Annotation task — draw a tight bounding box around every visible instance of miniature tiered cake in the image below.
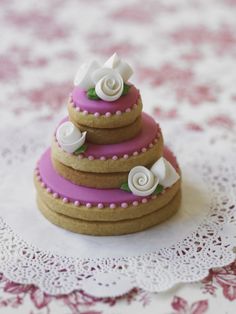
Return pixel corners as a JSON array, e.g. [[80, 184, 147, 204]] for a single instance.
[[34, 53, 181, 236]]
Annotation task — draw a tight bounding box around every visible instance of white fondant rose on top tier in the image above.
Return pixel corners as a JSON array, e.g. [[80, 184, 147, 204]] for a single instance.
[[128, 166, 159, 197], [92, 68, 124, 102], [56, 121, 86, 154], [73, 53, 134, 102], [127, 157, 180, 196]]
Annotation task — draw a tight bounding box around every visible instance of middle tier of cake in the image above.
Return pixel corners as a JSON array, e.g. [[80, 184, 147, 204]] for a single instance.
[[52, 113, 163, 188]]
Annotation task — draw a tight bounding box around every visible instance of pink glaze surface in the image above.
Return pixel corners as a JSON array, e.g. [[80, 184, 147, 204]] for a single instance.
[[59, 113, 160, 158], [71, 85, 140, 114], [37, 147, 179, 206]]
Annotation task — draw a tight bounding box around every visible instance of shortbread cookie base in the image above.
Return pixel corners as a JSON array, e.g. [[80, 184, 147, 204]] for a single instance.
[[37, 191, 181, 236], [68, 98, 143, 129], [72, 115, 142, 144], [52, 158, 129, 188], [34, 173, 180, 221]]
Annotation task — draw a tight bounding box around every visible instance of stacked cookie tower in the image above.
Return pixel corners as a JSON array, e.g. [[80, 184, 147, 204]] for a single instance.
[[34, 53, 181, 236]]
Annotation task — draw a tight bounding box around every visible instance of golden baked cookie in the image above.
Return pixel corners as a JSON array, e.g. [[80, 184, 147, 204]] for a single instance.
[[37, 191, 181, 236], [67, 97, 143, 129], [52, 158, 129, 188], [72, 115, 142, 144]]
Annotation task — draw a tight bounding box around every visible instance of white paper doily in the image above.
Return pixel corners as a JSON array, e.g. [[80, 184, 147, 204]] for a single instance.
[[0, 116, 236, 298]]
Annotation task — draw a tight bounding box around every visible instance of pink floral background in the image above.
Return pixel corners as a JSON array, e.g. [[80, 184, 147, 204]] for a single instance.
[[1, 0, 236, 312]]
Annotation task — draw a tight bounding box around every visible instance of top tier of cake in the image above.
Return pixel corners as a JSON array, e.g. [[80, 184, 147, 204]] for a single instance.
[[67, 53, 143, 144]]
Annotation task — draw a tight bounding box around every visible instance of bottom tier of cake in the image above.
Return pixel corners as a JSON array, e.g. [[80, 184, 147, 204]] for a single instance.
[[34, 148, 181, 236], [37, 191, 181, 236]]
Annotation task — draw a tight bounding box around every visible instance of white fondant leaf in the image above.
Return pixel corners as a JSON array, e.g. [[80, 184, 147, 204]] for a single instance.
[[104, 52, 120, 68], [116, 60, 133, 82], [74, 60, 100, 90], [151, 157, 180, 188], [150, 157, 166, 181]]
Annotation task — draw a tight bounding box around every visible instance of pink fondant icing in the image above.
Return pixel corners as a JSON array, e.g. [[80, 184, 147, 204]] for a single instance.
[[58, 113, 160, 158], [37, 147, 179, 206], [71, 85, 140, 114]]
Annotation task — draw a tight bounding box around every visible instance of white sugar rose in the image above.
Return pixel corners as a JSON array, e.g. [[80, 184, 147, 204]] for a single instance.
[[128, 166, 159, 197], [56, 121, 86, 154], [93, 68, 124, 102]]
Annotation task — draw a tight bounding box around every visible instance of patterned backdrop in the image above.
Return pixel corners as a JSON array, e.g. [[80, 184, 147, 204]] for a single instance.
[[1, 0, 236, 313]]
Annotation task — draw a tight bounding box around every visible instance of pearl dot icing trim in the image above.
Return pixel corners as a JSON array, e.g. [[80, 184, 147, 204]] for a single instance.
[[35, 169, 165, 210], [71, 134, 159, 161], [71, 99, 140, 116]]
